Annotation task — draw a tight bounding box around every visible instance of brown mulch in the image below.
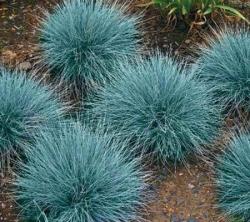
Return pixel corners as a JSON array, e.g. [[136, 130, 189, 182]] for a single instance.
[[0, 170, 17, 222], [147, 164, 224, 222]]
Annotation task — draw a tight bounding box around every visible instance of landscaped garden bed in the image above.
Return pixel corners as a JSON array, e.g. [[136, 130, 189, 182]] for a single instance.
[[0, 0, 250, 221]]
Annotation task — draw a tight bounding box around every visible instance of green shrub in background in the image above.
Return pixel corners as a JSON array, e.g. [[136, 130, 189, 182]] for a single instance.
[[151, 0, 248, 25]]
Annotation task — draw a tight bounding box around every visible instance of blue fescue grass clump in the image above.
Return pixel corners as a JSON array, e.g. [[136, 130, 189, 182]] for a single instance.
[[216, 133, 250, 220], [85, 54, 221, 164], [196, 28, 250, 111], [40, 0, 140, 86], [15, 122, 148, 222], [0, 67, 63, 154]]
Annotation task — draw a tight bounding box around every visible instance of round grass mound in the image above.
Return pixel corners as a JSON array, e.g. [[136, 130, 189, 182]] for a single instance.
[[15, 122, 148, 222], [40, 0, 140, 86], [0, 67, 63, 154], [196, 29, 250, 111], [216, 133, 250, 220], [85, 55, 221, 164]]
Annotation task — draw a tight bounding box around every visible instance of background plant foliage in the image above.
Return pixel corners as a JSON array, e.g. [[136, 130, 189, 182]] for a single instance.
[[152, 0, 248, 24]]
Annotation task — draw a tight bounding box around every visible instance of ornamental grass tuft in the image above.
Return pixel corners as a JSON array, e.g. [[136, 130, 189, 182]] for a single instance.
[[40, 0, 140, 87], [216, 133, 250, 220], [0, 67, 63, 154], [15, 121, 148, 222], [196, 28, 250, 112], [85, 54, 221, 164]]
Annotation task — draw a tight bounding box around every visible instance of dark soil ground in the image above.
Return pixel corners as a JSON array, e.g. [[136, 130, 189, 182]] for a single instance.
[[147, 164, 222, 222], [0, 0, 249, 222]]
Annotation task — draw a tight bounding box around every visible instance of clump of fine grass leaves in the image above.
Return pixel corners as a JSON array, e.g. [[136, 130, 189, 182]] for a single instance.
[[39, 0, 140, 87], [0, 67, 63, 155], [216, 133, 250, 220], [85, 54, 221, 165], [15, 122, 148, 222], [196, 28, 250, 112]]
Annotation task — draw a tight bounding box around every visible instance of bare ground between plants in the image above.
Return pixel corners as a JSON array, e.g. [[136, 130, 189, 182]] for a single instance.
[[0, 0, 249, 222]]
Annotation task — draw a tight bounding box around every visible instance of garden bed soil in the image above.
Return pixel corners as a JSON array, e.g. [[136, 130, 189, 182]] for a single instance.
[[0, 172, 17, 222], [0, 0, 249, 221], [147, 164, 224, 222]]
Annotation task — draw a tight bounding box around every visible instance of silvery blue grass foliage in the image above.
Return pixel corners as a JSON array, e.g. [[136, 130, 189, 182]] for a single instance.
[[85, 54, 221, 164], [15, 121, 148, 222], [196, 28, 250, 111], [0, 67, 63, 154], [40, 0, 140, 86], [216, 133, 250, 220]]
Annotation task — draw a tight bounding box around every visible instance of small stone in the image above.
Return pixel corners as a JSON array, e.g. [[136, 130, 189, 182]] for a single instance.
[[17, 44, 24, 49], [1, 203, 6, 209], [188, 183, 195, 189], [185, 39, 191, 44], [18, 61, 32, 71]]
